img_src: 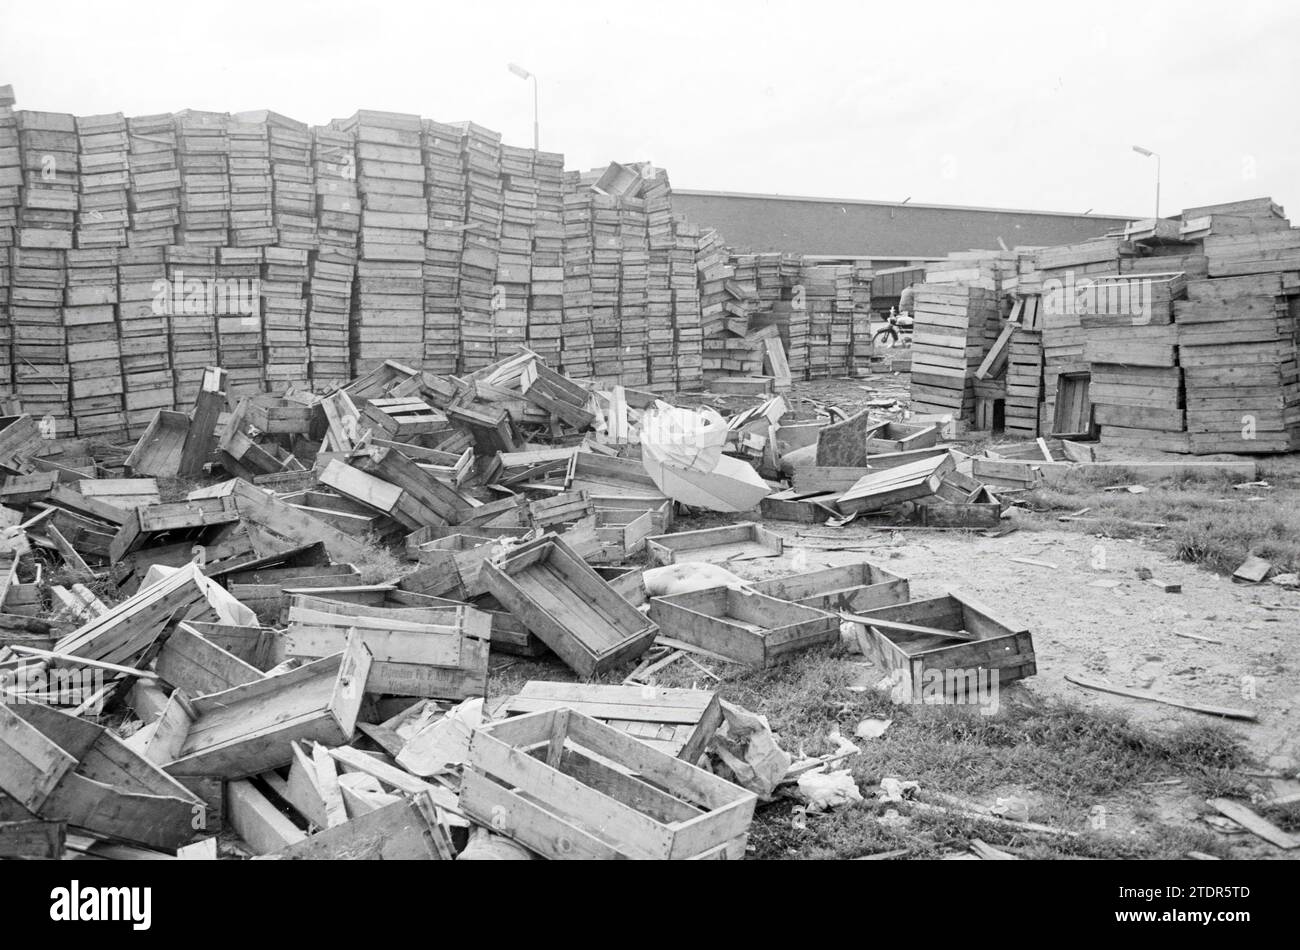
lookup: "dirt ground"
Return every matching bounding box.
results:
[728,523,1299,774]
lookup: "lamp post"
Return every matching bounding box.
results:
[508,62,539,150]
[1132,145,1160,219]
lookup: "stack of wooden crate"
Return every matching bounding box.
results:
[348,110,427,374]
[850,262,873,375]
[125,114,180,247]
[457,122,502,374]
[17,111,77,253]
[619,189,650,389]
[11,244,70,435]
[671,217,703,390]
[1036,238,1127,434]
[175,111,230,246]
[0,88,18,258]
[308,125,359,388]
[422,120,465,374]
[167,245,217,405]
[560,182,594,380]
[1178,270,1300,453]
[227,115,274,247]
[496,143,534,363]
[589,190,622,385]
[65,246,125,438]
[527,153,566,374]
[262,246,310,390]
[74,113,129,249]
[117,246,172,437]
[266,112,316,251]
[1003,326,1043,439]
[909,284,996,419]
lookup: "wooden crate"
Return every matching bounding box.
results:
[123,409,190,477]
[855,591,1037,699]
[280,593,490,700]
[153,631,372,779]
[458,708,755,859]
[502,681,722,761]
[864,422,939,454]
[749,562,910,613]
[648,586,837,667]
[480,533,658,677]
[645,522,782,567]
[416,532,499,597]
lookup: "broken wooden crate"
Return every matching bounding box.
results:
[645,522,782,567]
[750,561,911,613]
[481,533,657,677]
[414,532,500,597]
[458,708,756,859]
[502,681,722,761]
[649,586,838,668]
[0,700,205,852]
[853,591,1037,699]
[280,594,490,700]
[225,563,364,621]
[150,632,372,779]
[836,451,955,515]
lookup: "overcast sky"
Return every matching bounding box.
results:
[2,0,1297,219]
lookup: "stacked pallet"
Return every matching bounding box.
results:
[117,246,172,437]
[1177,271,1300,453]
[422,120,465,374]
[176,111,230,246]
[909,284,997,418]
[125,114,181,247]
[308,125,359,388]
[262,246,311,390]
[75,113,129,249]
[348,111,427,374]
[458,122,502,373]
[227,116,274,247]
[527,150,566,374]
[65,247,125,438]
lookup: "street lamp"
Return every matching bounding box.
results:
[508,62,539,150]
[1132,145,1160,219]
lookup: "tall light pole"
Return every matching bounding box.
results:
[508,62,539,150]
[1132,145,1160,219]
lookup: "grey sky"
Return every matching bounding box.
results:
[2,0,1297,219]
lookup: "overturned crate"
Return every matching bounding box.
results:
[459,708,756,859]
[649,586,837,668]
[502,681,722,761]
[852,591,1037,700]
[645,522,782,567]
[481,534,657,677]
[750,562,911,613]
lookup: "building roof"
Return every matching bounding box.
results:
[671,189,1137,260]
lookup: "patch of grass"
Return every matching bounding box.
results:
[155,475,212,503]
[351,535,409,585]
[1023,473,1300,577]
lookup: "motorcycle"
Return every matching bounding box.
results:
[872,310,914,348]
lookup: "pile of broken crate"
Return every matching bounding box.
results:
[0,345,1041,860]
